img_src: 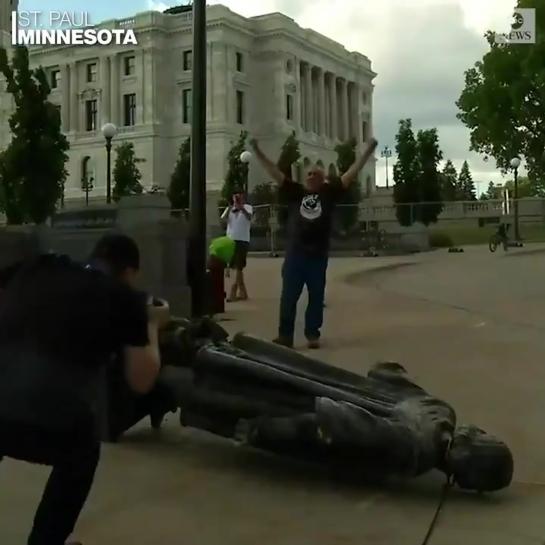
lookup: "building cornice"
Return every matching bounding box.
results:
[27,7,375,79]
[256,30,376,79]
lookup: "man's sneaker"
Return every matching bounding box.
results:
[273,336,294,349]
[307,338,321,350]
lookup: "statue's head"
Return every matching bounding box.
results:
[446,425,513,492]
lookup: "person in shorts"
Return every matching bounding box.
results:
[221,191,253,301]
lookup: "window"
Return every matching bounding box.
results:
[54,104,61,123]
[236,52,244,72]
[124,56,136,76]
[362,121,368,142]
[182,89,192,124]
[51,69,60,89]
[86,63,97,83]
[236,90,244,125]
[286,94,294,121]
[124,93,136,126]
[85,99,97,131]
[183,50,192,71]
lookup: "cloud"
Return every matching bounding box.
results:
[147,0,170,12]
[209,0,518,185]
[30,0,519,185]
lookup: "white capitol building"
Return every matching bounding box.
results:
[0,2,376,206]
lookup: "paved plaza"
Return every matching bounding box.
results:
[3,246,545,544]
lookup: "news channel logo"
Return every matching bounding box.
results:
[495,8,536,45]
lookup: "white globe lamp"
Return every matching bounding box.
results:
[101,123,118,140]
[510,157,521,169]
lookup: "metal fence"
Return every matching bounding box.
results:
[173,198,545,254]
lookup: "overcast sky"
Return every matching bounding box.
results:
[21,0,522,190]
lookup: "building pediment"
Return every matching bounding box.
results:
[79,88,101,100]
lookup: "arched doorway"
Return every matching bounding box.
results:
[81,156,95,203]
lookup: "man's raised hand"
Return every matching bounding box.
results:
[366,137,379,153]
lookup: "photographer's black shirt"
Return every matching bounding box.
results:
[0,255,149,431]
[279,178,344,257]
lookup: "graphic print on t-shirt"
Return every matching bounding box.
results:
[300,194,322,221]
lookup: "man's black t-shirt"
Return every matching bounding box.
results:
[279,178,345,257]
[0,254,149,431]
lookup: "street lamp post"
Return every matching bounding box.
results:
[380,145,392,189]
[510,156,521,241]
[101,123,118,204]
[189,0,208,317]
[240,150,252,194]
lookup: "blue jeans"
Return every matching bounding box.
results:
[279,252,328,341]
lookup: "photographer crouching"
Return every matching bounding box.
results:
[0,234,166,545]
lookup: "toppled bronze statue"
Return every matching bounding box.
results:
[145,318,513,493]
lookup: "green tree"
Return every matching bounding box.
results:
[392,119,443,226]
[277,131,301,179]
[417,128,444,224]
[112,142,144,202]
[0,46,69,224]
[457,0,545,184]
[458,161,477,200]
[168,137,190,210]
[393,119,419,226]
[276,131,301,227]
[220,130,248,208]
[481,181,500,200]
[163,4,193,15]
[335,137,361,233]
[249,182,277,229]
[504,176,536,198]
[440,160,458,201]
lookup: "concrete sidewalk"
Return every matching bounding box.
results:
[2,248,545,545]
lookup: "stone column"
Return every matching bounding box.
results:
[299,62,306,131]
[140,50,146,124]
[318,69,326,136]
[312,69,318,133]
[330,74,338,140]
[354,82,364,143]
[224,44,232,124]
[143,47,155,124]
[295,59,302,131]
[110,54,119,125]
[69,63,78,132]
[340,78,349,141]
[100,57,110,125]
[304,63,312,132]
[60,64,69,132]
[206,42,212,121]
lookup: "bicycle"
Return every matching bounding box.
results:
[489,234,508,253]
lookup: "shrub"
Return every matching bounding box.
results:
[429,231,453,248]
